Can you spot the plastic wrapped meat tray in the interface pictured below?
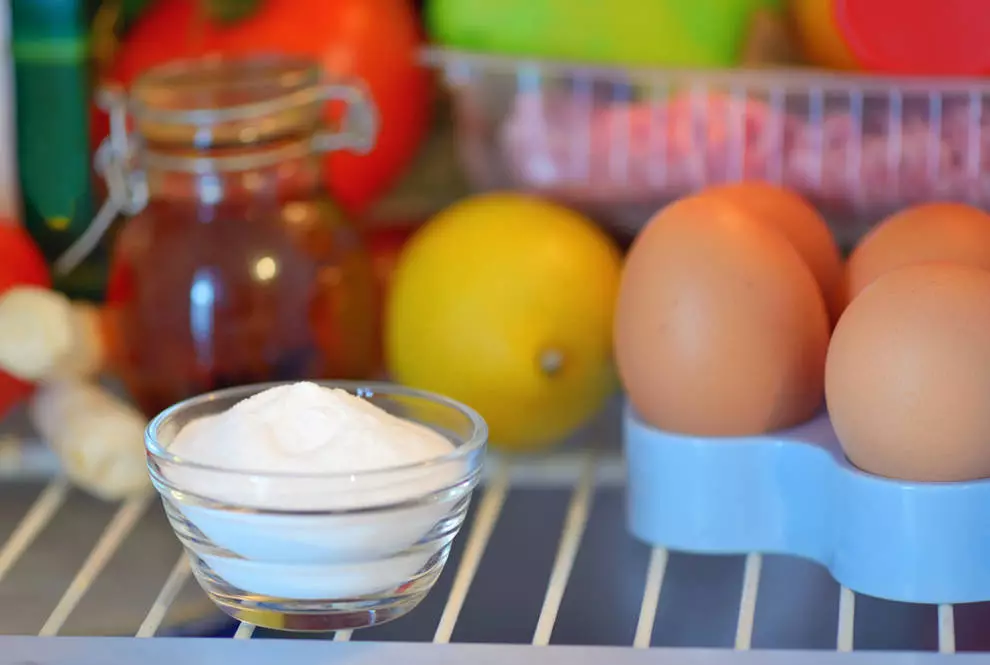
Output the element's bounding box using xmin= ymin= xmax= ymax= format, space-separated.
xmin=430 ymin=50 xmax=990 ymax=243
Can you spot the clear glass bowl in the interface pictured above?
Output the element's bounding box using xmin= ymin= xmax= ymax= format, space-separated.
xmin=145 ymin=381 xmax=487 ymax=632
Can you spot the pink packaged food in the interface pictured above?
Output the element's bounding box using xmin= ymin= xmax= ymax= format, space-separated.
xmin=488 ymin=86 xmax=990 ymax=235
xmin=501 ymin=90 xmax=794 ymax=201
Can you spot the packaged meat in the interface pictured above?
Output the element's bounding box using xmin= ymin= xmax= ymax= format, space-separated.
xmin=432 ymin=50 xmax=990 ymax=244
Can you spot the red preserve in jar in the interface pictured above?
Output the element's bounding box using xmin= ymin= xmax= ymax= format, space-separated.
xmin=98 ymin=55 xmax=380 ymax=416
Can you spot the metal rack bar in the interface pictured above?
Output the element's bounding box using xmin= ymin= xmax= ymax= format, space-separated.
xmin=8 ymin=635 xmax=988 ymax=665
xmin=734 ymin=554 xmax=762 ymax=650
xmin=633 ymin=547 xmax=668 ymax=648
xmin=233 ymin=622 xmax=255 ymax=639
xmin=837 ymin=587 xmax=855 ymax=652
xmin=135 ymin=555 xmax=191 ymax=638
xmin=38 ymin=495 xmax=152 ymax=636
xmin=229 ymin=464 xmax=516 ymax=643
xmin=504 ymin=452 xmax=623 ymax=488
xmin=0 ymin=479 xmax=68 ymax=583
xmin=532 ymin=453 xmax=597 ymax=646
xmin=0 ymin=450 xmax=971 ymax=653
xmin=433 ymin=461 xmax=511 ymax=644
xmin=938 ymin=605 xmax=955 ymax=654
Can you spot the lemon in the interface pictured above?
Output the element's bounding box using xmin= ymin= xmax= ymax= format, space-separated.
xmin=385 ymin=193 xmax=623 ymax=452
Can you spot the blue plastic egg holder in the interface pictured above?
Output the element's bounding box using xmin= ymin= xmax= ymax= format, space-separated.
xmin=624 ymin=405 xmax=990 ymax=604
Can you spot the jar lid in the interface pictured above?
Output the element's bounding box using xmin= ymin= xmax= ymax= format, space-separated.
xmin=129 ymin=54 xmax=326 ymax=149
xmin=834 ymin=0 xmax=990 ymax=76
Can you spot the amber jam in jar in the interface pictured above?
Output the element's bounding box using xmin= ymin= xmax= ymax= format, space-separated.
xmin=100 ymin=56 xmax=380 ymax=416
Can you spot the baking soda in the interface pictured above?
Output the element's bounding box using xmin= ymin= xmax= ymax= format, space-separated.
xmin=163 ymin=382 xmax=471 ymax=599
xmin=168 ymin=382 xmax=457 ymax=510
xmin=172 ymin=381 xmax=452 ymax=472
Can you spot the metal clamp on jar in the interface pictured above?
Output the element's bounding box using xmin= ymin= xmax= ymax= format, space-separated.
xmin=62 ymin=55 xmax=382 ymax=416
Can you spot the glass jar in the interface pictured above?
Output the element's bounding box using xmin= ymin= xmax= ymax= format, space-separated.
xmin=92 ymin=55 xmax=380 ymax=417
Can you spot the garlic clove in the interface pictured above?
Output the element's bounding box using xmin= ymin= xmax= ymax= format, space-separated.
xmin=0 ymin=286 xmax=74 ymax=382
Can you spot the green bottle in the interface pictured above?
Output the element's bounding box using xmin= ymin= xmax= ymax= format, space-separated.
xmin=12 ymin=0 xmax=103 ymax=300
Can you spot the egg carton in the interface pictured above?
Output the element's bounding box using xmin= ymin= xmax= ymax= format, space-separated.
xmin=624 ymin=406 xmax=990 ymax=605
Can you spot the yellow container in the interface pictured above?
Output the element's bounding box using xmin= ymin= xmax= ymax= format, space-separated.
xmin=788 ymin=0 xmax=859 ymax=70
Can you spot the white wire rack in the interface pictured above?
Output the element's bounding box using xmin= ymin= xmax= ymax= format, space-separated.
xmin=0 ymin=405 xmax=986 ymax=663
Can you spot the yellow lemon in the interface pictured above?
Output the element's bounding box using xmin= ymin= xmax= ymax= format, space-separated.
xmin=385 ymin=193 xmax=623 ymax=452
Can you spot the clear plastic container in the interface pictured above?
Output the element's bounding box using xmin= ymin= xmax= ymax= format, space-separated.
xmin=429 ymin=49 xmax=990 ymax=245
xmin=145 ymin=381 xmax=487 ymax=632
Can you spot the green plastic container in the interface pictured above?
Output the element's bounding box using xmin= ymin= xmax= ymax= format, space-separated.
xmin=12 ymin=0 xmax=104 ymax=300
xmin=427 ymin=0 xmax=781 ymax=67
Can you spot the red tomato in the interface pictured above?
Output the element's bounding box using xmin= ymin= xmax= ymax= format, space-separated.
xmin=0 ymin=224 xmax=51 ymax=419
xmin=107 ymin=0 xmax=433 ymax=215
xmin=0 ymin=224 xmax=49 ymax=292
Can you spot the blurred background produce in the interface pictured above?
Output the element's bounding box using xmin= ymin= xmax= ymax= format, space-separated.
xmin=107 ymin=0 xmax=432 ymax=215
xmin=0 ymin=224 xmax=49 ymax=420
xmin=430 ymin=0 xmax=990 ymax=243
xmin=428 ymin=0 xmax=783 ymax=67
xmin=787 ymin=0 xmax=858 ymax=69
xmin=834 ymin=0 xmax=990 ymax=76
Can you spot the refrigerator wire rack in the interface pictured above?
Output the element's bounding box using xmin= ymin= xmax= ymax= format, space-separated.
xmin=0 ymin=404 xmax=988 ymax=664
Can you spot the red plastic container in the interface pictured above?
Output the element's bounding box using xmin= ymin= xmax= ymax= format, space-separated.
xmin=834 ymin=0 xmax=990 ymax=76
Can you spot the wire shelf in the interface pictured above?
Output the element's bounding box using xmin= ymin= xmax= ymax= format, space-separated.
xmin=0 ymin=403 xmax=987 ymax=662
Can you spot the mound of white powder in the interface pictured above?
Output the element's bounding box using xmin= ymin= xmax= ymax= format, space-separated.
xmin=164 ymin=381 xmax=464 ymax=512
xmin=170 ymin=381 xmax=454 ymax=475
xmin=159 ymin=382 xmax=478 ymax=600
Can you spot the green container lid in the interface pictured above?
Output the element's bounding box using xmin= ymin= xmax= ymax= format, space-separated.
xmin=427 ymin=0 xmax=782 ymax=67
xmin=11 ymin=0 xmax=89 ymax=40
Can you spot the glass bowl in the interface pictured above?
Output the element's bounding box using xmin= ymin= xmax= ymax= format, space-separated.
xmin=145 ymin=381 xmax=487 ymax=632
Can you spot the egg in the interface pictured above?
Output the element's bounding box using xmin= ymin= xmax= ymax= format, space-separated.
xmin=703 ymin=181 xmax=845 ymax=323
xmin=615 ymin=194 xmax=830 ymax=437
xmin=826 ymin=263 xmax=990 ymax=482
xmin=845 ymin=202 xmax=990 ymax=304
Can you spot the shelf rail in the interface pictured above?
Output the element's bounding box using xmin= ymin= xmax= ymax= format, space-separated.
xmin=0 ymin=457 xmax=961 ymax=654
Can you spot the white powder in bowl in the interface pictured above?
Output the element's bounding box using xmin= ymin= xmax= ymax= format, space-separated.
xmin=170 ymin=381 xmax=454 ymax=475
xmin=165 ymin=381 xmax=463 ymax=511
xmin=159 ymin=382 xmax=476 ymax=599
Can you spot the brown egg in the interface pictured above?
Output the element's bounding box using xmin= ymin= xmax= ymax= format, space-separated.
xmin=614 ymin=195 xmax=830 ymax=437
xmin=826 ymin=263 xmax=990 ymax=482
xmin=845 ymin=202 xmax=990 ymax=304
xmin=703 ymin=181 xmax=845 ymax=323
